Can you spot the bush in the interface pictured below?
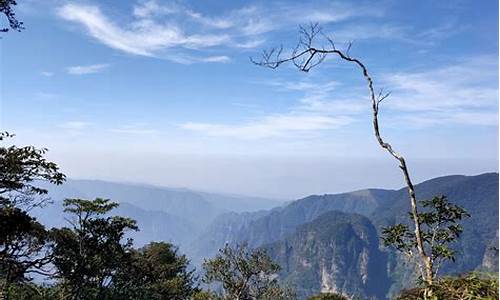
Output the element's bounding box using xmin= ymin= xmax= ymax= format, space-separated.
xmin=308 ymin=293 xmax=349 ymax=300
xmin=395 ymin=273 xmax=499 ymax=300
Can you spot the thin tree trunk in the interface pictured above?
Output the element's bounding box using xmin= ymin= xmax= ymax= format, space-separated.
xmin=360 ymin=58 xmax=434 ymax=286
xmin=326 ymin=49 xmax=434 ymax=285
xmin=253 ymin=31 xmax=435 ymax=285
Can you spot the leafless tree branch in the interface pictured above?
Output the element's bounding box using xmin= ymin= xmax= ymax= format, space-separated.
xmin=252 ymin=23 xmax=434 ymax=286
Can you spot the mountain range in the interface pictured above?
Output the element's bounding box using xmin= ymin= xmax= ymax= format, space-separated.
xmin=191 ymin=172 xmax=499 ymax=298
xmin=32 ymin=173 xmax=499 ymax=299
xmin=33 ymin=179 xmax=281 ymax=250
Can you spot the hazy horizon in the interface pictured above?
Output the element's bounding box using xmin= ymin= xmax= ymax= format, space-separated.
xmin=48 ymin=154 xmax=498 ymax=199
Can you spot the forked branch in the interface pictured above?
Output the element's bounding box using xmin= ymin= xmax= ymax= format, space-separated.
xmin=252 ymin=23 xmax=434 ymax=286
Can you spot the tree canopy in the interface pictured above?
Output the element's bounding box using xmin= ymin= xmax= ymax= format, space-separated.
xmin=0 ymin=0 xmax=23 ymax=33
xmin=202 ymin=244 xmax=295 ymax=300
xmin=0 ymin=132 xmax=65 ymax=209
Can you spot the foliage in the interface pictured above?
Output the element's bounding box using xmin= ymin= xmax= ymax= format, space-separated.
xmin=112 ymin=242 xmax=197 ymax=300
xmin=394 ymin=273 xmax=499 ymax=300
xmin=0 ymin=132 xmax=65 ymax=299
xmin=0 ymin=207 xmax=51 ymax=297
xmin=191 ymin=290 xmax=222 ymax=300
xmin=5 ymin=282 xmax=59 ymax=300
xmin=308 ymin=293 xmax=349 ymax=300
xmin=50 ymin=198 xmax=137 ymax=299
xmin=202 ymin=244 xmax=296 ymax=300
xmin=0 ymin=0 xmax=23 ymax=33
xmin=0 ymin=132 xmax=65 ymax=209
xmin=382 ymin=195 xmax=470 ymax=280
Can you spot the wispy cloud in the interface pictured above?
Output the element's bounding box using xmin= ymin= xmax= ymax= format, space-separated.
xmin=182 ymin=114 xmax=353 ymax=139
xmin=110 ymin=124 xmax=158 ymax=135
xmin=183 ymin=78 xmax=363 ymax=139
xmin=200 ymin=56 xmax=231 ymax=63
xmin=330 ymin=23 xmax=410 ymax=43
xmin=183 ymin=54 xmax=497 ymax=140
xmin=266 ymin=79 xmax=367 ymax=115
xmin=41 ymin=71 xmax=54 ymax=77
xmin=57 ymin=3 xmax=230 ymax=60
xmin=381 ymin=56 xmax=498 ymax=126
xmin=56 ymin=1 xmax=382 ymax=63
xmin=392 ymin=110 xmax=498 ymax=127
xmin=59 ymin=121 xmax=92 ymax=135
xmin=329 ymin=20 xmax=463 ymax=46
xmin=61 ymin=121 xmax=90 ymax=130
xmin=34 ymin=92 xmax=59 ymax=100
xmin=67 ymin=63 xmax=109 ymax=75
xmin=132 ymin=0 xmax=177 ymax=18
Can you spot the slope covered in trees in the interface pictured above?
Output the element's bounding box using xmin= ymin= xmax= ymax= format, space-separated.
xmin=192 ymin=173 xmax=499 ymax=298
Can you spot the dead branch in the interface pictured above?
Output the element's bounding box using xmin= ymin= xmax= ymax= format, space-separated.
xmin=252 ymin=23 xmax=434 ymax=285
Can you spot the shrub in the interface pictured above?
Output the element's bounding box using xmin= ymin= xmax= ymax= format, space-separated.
xmin=308 ymin=293 xmax=349 ymax=300
xmin=395 ymin=273 xmax=498 ymax=300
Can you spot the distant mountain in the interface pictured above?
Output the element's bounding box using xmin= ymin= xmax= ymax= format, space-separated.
xmin=265 ymin=211 xmax=390 ymax=300
xmin=370 ymin=173 xmax=499 ymax=296
xmin=32 ymin=173 xmax=498 ymax=299
xmin=33 ymin=179 xmax=281 ymax=251
xmin=39 ymin=179 xmax=280 ymax=227
xmin=192 ymin=173 xmax=499 ymax=299
xmin=33 ymin=200 xmax=196 ymax=249
xmin=191 ymin=187 xmax=395 ymax=263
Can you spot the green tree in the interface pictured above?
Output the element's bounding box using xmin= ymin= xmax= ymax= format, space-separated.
xmin=0 ymin=0 xmax=23 ymax=33
xmin=307 ymin=293 xmax=348 ymax=300
xmin=202 ymin=244 xmax=296 ymax=300
xmin=0 ymin=133 xmax=65 ymax=300
xmin=382 ymin=195 xmax=470 ymax=281
xmin=6 ymin=282 xmax=58 ymax=300
xmin=112 ymin=242 xmax=196 ymax=300
xmin=191 ymin=290 xmax=221 ymax=300
xmin=0 ymin=132 xmax=65 ymax=209
xmin=395 ymin=273 xmax=498 ymax=300
xmin=0 ymin=208 xmax=51 ymax=300
xmin=50 ymin=198 xmax=137 ymax=299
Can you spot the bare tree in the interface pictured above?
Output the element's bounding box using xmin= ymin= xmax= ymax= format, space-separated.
xmin=251 ymin=23 xmax=433 ymax=286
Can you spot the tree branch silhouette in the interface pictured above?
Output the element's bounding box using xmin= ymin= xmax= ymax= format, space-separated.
xmin=252 ymin=23 xmax=434 ymax=286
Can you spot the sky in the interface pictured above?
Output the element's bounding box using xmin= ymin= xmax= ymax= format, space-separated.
xmin=0 ymin=0 xmax=498 ymax=199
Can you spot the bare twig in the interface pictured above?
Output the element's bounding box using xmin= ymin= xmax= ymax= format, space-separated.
xmin=252 ymin=24 xmax=434 ymax=285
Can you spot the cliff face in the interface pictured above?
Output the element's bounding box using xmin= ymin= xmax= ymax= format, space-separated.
xmin=265 ymin=211 xmax=389 ymax=300
xmin=191 ymin=173 xmax=498 ymax=299
xmin=192 ymin=188 xmax=393 ymax=263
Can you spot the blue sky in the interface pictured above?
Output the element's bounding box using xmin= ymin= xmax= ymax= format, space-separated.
xmin=0 ymin=0 xmax=498 ymax=198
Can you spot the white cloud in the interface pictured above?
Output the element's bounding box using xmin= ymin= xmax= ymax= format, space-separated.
xmin=182 ymin=114 xmax=353 ymax=139
xmin=57 ymin=4 xmax=230 ymax=58
xmin=266 ymin=79 xmax=367 ymax=115
xmin=61 ymin=121 xmax=91 ymax=130
xmin=235 ymin=39 xmax=266 ymax=49
xmin=110 ymin=124 xmax=158 ymax=135
xmin=327 ymin=20 xmax=464 ymax=47
xmin=41 ymin=71 xmax=54 ymax=77
xmin=268 ymin=80 xmax=339 ymax=93
xmin=67 ymin=63 xmax=109 ymax=75
xmin=181 ymin=77 xmax=367 ymax=140
xmin=183 ymin=54 xmax=497 ymax=141
xmin=330 ymin=23 xmax=410 ymax=43
xmin=382 ymin=57 xmax=498 ymax=113
xmin=57 ymin=1 xmax=383 ymax=63
xmin=200 ymin=56 xmax=231 ymax=63
xmin=394 ymin=110 xmax=499 ymax=127
xmin=133 ymin=0 xmax=178 ymax=18
xmin=369 ymin=56 xmax=499 ymax=127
